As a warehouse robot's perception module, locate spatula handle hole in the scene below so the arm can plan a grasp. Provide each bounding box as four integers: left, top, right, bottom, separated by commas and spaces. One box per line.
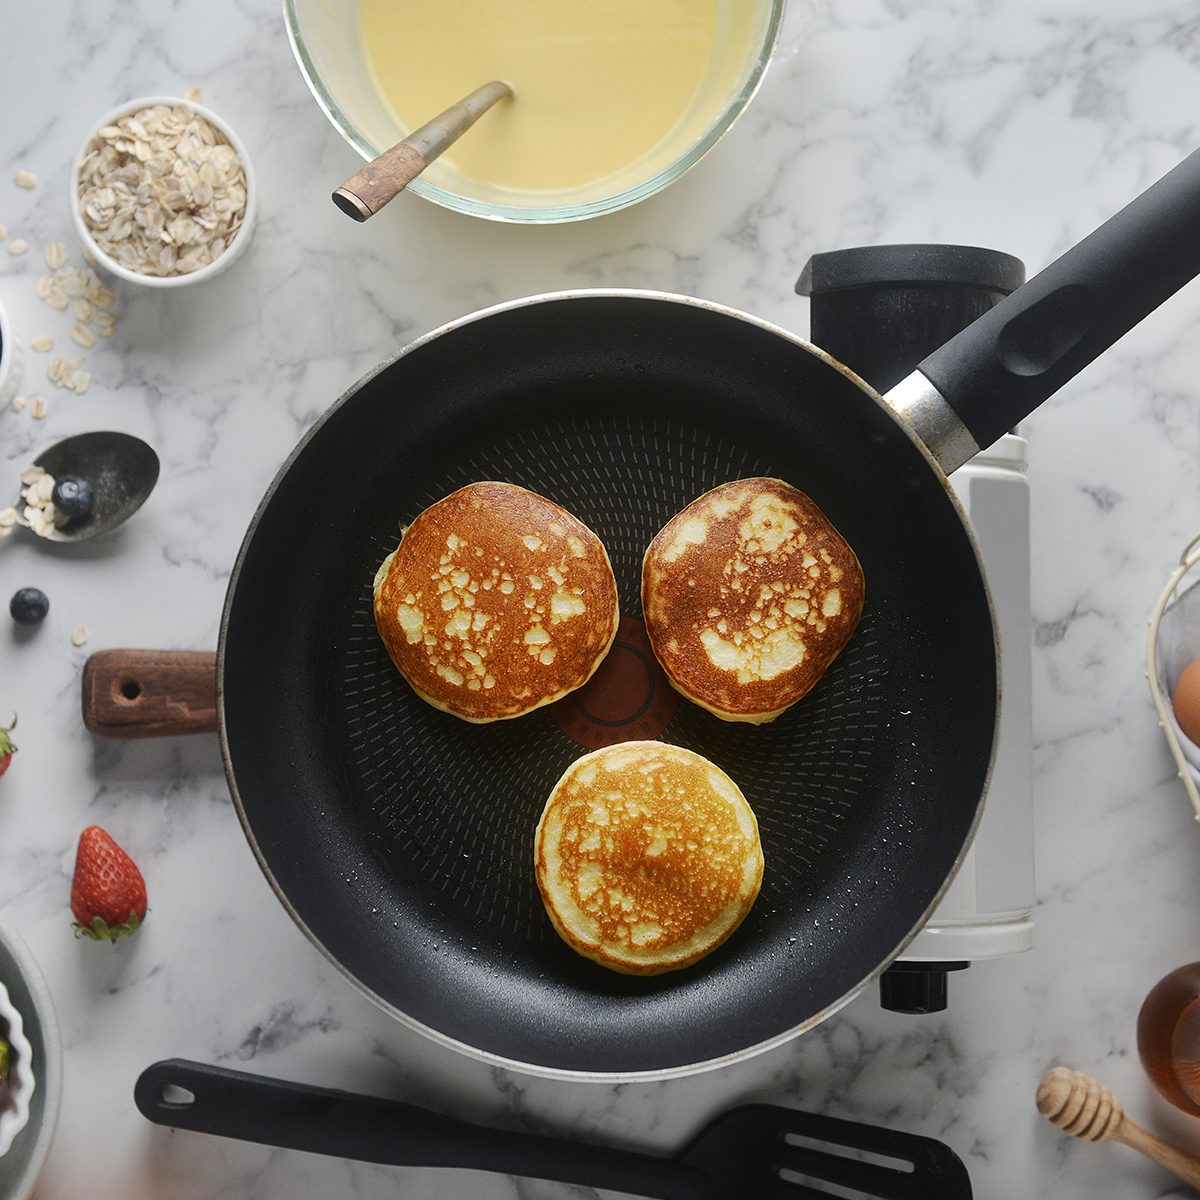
158, 1082, 196, 1109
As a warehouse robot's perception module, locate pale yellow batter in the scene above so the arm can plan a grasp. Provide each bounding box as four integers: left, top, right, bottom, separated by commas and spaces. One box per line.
360, 0, 762, 196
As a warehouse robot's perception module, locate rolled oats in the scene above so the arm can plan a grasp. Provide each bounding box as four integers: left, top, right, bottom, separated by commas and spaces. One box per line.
10, 396, 27, 414
71, 324, 96, 348
17, 465, 65, 537
30, 397, 47, 420
7, 239, 28, 256
13, 170, 37, 190
47, 356, 84, 391
77, 103, 247, 277
30, 336, 53, 353
71, 626, 89, 647
43, 241, 68, 270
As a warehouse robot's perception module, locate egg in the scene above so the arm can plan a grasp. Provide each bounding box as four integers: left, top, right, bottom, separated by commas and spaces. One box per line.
1172, 657, 1200, 746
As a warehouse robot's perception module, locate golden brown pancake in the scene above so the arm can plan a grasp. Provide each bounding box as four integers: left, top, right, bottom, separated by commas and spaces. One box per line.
534, 741, 764, 975
373, 482, 619, 722
642, 477, 864, 723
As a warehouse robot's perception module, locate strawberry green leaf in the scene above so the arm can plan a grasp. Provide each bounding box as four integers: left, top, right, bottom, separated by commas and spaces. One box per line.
74, 911, 143, 941
0, 714, 16, 758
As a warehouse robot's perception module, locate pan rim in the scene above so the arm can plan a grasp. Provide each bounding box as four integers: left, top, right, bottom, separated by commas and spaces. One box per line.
216, 288, 1001, 1081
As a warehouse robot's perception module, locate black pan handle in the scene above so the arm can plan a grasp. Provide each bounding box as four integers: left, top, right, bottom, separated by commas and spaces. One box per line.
903, 146, 1200, 463
135, 1059, 702, 1200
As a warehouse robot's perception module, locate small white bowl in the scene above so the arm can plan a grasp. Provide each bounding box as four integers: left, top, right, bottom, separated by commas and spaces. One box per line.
69, 94, 257, 289
0, 298, 22, 410
0, 979, 34, 1158
0, 913, 62, 1198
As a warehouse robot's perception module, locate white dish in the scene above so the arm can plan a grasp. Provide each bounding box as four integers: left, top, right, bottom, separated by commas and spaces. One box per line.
1147, 532, 1200, 815
0, 979, 33, 1157
68, 94, 256, 289
0, 298, 22, 410
0, 913, 62, 1198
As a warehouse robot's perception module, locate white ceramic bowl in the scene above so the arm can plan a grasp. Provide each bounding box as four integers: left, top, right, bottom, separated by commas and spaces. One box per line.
0, 911, 61, 1200
0, 979, 33, 1157
0, 297, 22, 410
69, 94, 257, 288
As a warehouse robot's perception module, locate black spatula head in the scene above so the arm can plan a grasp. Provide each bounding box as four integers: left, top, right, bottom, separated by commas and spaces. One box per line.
678, 1103, 973, 1199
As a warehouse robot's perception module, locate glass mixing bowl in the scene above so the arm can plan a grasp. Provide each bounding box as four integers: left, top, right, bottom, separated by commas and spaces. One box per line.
284, 0, 786, 223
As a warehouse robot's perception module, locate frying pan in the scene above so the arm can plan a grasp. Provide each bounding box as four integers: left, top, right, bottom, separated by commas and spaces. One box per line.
88, 148, 1200, 1078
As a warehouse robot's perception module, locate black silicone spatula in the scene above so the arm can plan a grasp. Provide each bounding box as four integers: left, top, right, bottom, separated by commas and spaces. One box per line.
136, 1058, 971, 1198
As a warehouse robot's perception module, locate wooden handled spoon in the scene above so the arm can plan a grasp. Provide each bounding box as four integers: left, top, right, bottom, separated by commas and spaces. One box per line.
1036, 1065, 1200, 1188
332, 80, 513, 221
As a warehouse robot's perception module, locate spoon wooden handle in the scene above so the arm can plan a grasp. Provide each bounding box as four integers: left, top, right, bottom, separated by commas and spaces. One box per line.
1037, 1066, 1200, 1188
333, 80, 512, 221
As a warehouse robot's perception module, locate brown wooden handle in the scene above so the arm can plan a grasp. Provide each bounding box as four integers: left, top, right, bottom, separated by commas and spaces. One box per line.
1115, 1121, 1200, 1189
82, 649, 218, 739
332, 80, 512, 221
334, 144, 427, 221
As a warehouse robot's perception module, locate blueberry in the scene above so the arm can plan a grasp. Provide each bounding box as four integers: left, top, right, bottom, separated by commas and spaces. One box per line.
51, 475, 94, 521
10, 588, 49, 626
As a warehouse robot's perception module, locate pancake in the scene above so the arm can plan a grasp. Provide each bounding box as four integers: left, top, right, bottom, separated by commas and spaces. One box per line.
642, 477, 864, 724
373, 482, 619, 722
534, 741, 764, 975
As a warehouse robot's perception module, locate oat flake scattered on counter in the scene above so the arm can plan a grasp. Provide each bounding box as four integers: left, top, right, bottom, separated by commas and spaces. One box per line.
71, 626, 89, 647
30, 397, 47, 420
30, 336, 53, 353
13, 170, 37, 190
9, 396, 26, 413
43, 241, 68, 270
0, 223, 7, 241
77, 102, 247, 277
6, 239, 28, 256
47, 355, 87, 392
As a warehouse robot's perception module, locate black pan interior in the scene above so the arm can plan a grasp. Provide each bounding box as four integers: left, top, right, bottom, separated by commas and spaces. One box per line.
221, 295, 997, 1074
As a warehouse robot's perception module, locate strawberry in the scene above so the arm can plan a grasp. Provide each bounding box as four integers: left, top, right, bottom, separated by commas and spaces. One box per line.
0, 714, 16, 779
70, 825, 147, 941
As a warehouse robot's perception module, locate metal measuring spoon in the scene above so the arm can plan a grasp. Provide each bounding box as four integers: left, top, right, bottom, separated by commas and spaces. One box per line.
7, 431, 159, 544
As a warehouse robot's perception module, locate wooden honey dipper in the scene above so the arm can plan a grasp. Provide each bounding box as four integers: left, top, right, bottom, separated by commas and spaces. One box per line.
1037, 1066, 1200, 1188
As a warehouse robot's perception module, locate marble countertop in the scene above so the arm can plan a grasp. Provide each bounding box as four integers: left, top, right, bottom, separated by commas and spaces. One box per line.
2, 1, 1200, 1197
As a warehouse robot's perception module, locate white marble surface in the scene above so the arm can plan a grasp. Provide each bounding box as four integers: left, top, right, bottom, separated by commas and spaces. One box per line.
1, 1, 1200, 1197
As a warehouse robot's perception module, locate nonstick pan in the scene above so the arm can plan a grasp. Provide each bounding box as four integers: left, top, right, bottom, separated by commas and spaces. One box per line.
88, 148, 1200, 1078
